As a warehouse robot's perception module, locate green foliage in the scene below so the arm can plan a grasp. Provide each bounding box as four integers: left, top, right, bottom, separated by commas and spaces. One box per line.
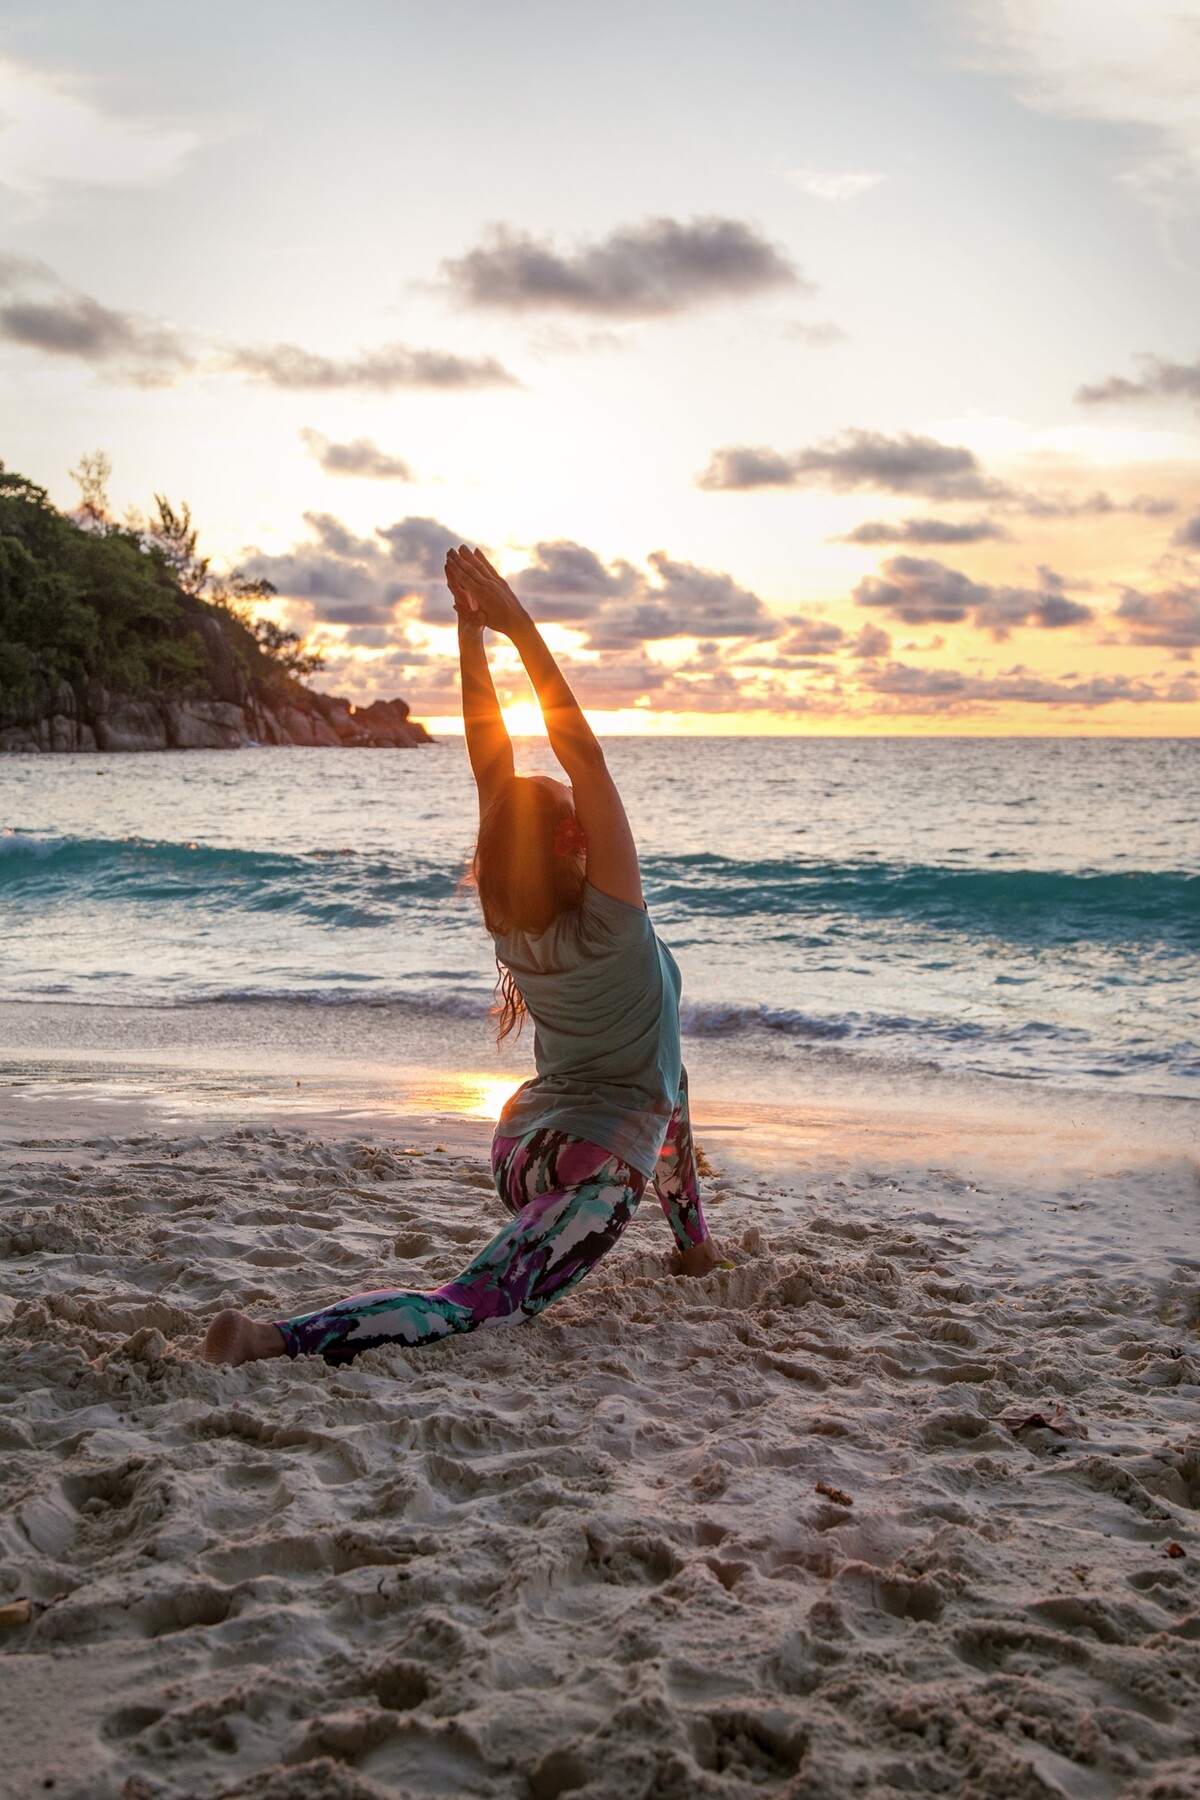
0, 459, 321, 719
145, 631, 211, 687
252, 615, 324, 678
146, 494, 209, 596
0, 463, 186, 704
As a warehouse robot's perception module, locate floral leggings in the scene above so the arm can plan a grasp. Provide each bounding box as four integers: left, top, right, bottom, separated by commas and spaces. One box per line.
273, 1082, 708, 1365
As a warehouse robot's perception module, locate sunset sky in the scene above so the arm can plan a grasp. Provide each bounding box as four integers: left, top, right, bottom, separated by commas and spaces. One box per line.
2, 0, 1199, 733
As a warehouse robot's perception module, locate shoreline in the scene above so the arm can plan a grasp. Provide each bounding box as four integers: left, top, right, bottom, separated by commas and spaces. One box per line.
3, 994, 1196, 1165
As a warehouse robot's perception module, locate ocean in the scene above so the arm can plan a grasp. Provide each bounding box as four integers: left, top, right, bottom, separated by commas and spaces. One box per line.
1, 736, 1197, 1105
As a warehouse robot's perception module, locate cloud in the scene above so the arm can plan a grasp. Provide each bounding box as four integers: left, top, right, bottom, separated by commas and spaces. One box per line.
698, 431, 1000, 499
510, 540, 640, 624
244, 511, 1195, 719
861, 661, 1170, 709
0, 55, 199, 196
1114, 584, 1200, 650
0, 254, 191, 383
324, 653, 461, 713
696, 446, 799, 490
1014, 487, 1177, 517
375, 516, 477, 620
785, 167, 886, 202
508, 541, 781, 651
1, 294, 179, 362
699, 428, 1176, 518
635, 554, 779, 640
582, 554, 780, 652
387, 643, 1194, 719
543, 653, 676, 712
785, 319, 847, 346
242, 516, 1192, 720
840, 517, 1007, 545
552, 650, 831, 717
380, 517, 470, 576
0, 255, 512, 394
304, 614, 746, 717
1172, 513, 1200, 550
241, 510, 466, 627
1118, 494, 1177, 516
549, 654, 820, 716
855, 555, 1094, 638
777, 616, 845, 657
506, 540, 779, 650
301, 514, 382, 563
523, 323, 631, 357
443, 215, 805, 318
1077, 355, 1200, 409
850, 623, 892, 659
0, 253, 43, 285
299, 430, 413, 480
245, 517, 783, 660
225, 341, 517, 391
943, 2, 1200, 203
855, 558, 988, 626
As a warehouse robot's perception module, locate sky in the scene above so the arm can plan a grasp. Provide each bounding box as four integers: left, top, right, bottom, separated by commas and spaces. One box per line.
2, 0, 1199, 734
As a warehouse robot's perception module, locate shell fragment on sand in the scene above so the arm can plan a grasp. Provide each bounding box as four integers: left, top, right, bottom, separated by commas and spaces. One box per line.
1000, 1404, 1088, 1439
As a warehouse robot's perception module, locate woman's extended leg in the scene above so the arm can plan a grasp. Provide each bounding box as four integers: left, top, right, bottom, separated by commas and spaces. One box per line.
204, 1132, 644, 1367
654, 1073, 720, 1275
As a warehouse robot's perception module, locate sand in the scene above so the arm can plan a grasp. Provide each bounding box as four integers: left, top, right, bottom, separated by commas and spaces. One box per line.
1, 1073, 1199, 1800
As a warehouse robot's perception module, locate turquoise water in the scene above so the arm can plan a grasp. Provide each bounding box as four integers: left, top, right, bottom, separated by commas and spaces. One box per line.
1, 737, 1197, 1097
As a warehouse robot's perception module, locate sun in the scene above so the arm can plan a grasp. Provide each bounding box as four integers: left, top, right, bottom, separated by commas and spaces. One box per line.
500, 702, 547, 736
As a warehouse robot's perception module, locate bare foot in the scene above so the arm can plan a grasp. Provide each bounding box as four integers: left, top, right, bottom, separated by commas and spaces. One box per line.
678, 1237, 724, 1278
203, 1309, 287, 1367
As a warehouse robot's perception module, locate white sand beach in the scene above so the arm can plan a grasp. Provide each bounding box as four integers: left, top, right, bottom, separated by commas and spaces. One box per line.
2, 1041, 1199, 1800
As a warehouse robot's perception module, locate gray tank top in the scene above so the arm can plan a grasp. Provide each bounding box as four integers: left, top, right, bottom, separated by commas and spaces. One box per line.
493, 880, 683, 1179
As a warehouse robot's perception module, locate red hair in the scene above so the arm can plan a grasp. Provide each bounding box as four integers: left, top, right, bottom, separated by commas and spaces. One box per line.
468, 775, 586, 1043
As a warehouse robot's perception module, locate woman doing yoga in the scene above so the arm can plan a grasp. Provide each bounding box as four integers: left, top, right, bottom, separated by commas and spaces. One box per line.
204, 545, 720, 1369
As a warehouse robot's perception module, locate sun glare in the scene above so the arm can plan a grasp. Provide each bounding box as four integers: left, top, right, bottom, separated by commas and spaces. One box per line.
500, 702, 547, 736
457, 1075, 527, 1120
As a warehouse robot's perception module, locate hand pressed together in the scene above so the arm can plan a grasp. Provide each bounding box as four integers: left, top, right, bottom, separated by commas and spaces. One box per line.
444, 545, 528, 640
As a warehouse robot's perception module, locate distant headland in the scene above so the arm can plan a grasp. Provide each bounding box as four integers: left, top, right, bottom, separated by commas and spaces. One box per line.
0, 461, 429, 753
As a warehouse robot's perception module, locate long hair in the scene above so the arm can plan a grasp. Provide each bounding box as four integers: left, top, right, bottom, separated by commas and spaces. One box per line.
468, 775, 586, 1043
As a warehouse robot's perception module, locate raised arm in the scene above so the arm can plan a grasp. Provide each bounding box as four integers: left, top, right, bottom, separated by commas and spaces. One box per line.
445, 547, 643, 908
447, 556, 514, 814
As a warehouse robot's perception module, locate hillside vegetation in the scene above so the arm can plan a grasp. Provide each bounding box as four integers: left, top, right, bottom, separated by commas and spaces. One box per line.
0, 461, 427, 751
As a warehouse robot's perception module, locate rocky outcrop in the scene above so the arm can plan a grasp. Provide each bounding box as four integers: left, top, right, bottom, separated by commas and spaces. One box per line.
0, 674, 430, 753
96, 697, 170, 752
163, 699, 251, 750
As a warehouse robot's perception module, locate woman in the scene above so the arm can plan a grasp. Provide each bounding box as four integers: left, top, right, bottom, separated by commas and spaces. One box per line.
204, 546, 719, 1369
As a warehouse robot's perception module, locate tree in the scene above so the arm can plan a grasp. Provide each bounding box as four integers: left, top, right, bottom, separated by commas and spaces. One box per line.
1, 464, 326, 709
69, 450, 113, 527
1, 463, 187, 706
202, 568, 321, 676
251, 616, 325, 678
146, 494, 210, 596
